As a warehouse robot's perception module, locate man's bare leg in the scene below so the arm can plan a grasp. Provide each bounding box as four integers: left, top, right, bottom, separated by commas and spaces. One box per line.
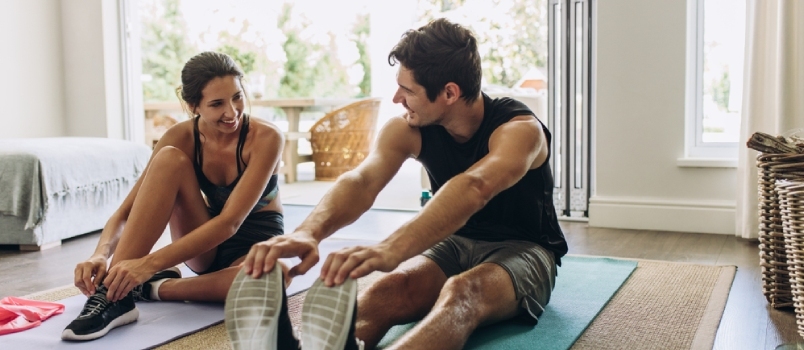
385, 263, 520, 350
355, 256, 447, 348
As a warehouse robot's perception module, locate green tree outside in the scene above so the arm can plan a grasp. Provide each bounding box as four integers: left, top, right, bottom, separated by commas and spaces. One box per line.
140, 0, 197, 102
711, 70, 731, 112
351, 13, 372, 97
277, 3, 316, 98
418, 0, 548, 87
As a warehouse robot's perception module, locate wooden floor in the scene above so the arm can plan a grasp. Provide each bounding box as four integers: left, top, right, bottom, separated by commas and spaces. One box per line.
0, 217, 800, 350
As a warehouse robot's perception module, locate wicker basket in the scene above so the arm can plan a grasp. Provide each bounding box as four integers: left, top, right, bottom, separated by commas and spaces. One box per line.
758, 153, 804, 308
309, 98, 381, 181
778, 180, 804, 338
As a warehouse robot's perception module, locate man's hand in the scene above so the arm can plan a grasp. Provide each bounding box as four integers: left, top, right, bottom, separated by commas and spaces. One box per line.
74, 255, 109, 297
243, 233, 320, 279
320, 243, 402, 287
103, 257, 158, 302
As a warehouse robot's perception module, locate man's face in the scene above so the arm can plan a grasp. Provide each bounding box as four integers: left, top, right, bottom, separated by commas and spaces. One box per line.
392, 66, 443, 127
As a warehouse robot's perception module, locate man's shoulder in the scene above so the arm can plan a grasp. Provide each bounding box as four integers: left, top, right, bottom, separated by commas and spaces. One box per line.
383, 114, 422, 137
487, 96, 533, 118
376, 114, 422, 157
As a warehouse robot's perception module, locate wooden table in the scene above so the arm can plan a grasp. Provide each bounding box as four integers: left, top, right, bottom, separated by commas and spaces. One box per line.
252, 98, 354, 183
144, 98, 353, 183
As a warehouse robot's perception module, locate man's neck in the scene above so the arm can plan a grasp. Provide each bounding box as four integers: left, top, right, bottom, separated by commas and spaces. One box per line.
440, 95, 485, 143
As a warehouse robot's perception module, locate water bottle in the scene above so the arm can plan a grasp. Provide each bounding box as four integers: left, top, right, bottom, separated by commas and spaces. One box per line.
420, 189, 431, 207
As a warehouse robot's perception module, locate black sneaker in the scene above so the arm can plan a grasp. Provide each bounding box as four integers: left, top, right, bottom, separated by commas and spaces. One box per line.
225, 267, 300, 350
131, 266, 182, 302
61, 285, 139, 341
301, 278, 363, 350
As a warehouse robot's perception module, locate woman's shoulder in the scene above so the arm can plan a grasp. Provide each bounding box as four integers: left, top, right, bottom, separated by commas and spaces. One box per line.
247, 116, 283, 140
159, 119, 195, 147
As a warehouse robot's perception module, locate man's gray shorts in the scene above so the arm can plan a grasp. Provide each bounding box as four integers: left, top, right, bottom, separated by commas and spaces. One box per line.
422, 235, 557, 323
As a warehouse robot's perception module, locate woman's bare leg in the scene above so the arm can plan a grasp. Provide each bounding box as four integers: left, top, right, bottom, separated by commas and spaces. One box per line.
110, 146, 212, 268
157, 265, 240, 302
109, 147, 283, 303
156, 258, 290, 302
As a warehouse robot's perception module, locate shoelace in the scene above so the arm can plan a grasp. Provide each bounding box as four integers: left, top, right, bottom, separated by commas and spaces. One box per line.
79, 288, 110, 318
130, 284, 146, 302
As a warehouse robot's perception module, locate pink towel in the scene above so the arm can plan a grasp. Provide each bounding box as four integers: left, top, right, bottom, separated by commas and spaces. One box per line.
0, 297, 65, 335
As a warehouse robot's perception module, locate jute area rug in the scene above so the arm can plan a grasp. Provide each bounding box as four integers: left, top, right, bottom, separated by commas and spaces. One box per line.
27, 258, 735, 350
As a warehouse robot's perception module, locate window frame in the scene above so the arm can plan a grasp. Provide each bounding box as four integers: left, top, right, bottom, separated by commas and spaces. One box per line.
683, 0, 739, 161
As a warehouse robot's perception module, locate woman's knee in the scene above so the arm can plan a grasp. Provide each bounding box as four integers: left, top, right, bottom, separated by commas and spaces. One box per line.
151, 146, 193, 173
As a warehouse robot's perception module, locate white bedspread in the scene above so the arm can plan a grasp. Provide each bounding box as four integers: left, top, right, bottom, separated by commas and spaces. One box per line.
0, 137, 151, 230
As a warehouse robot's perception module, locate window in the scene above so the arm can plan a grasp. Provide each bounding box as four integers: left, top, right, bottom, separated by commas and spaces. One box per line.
684, 0, 746, 160
136, 0, 372, 146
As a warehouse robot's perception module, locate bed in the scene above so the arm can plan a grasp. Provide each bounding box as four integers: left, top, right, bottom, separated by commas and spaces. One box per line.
0, 137, 151, 250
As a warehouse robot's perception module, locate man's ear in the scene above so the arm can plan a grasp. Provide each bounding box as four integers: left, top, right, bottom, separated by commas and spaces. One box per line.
443, 82, 462, 105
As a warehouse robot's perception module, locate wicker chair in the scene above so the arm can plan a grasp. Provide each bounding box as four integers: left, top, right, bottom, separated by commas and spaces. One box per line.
308, 98, 381, 181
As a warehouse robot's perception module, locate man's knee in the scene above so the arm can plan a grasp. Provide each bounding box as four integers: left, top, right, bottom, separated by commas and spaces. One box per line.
438, 276, 484, 319
362, 271, 416, 303
437, 271, 516, 324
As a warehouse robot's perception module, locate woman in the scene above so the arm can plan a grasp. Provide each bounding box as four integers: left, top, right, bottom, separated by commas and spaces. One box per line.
62, 52, 286, 341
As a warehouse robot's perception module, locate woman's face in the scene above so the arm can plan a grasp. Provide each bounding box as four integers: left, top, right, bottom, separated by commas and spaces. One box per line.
192, 75, 245, 134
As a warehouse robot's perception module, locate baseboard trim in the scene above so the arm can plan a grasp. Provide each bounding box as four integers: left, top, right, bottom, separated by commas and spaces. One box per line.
588, 196, 736, 235
18, 240, 62, 251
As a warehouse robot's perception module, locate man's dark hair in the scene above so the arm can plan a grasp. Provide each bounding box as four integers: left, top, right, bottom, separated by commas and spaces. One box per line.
388, 18, 482, 103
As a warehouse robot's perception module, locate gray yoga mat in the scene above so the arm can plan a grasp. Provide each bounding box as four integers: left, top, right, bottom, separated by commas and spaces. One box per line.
0, 238, 375, 350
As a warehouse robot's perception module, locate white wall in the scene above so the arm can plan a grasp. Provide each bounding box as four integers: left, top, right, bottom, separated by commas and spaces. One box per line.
589, 0, 737, 234
0, 0, 66, 138
61, 0, 126, 139
0, 0, 127, 140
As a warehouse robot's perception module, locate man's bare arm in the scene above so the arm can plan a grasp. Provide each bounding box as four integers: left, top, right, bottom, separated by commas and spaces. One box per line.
243, 116, 419, 278
296, 116, 418, 241
322, 116, 548, 284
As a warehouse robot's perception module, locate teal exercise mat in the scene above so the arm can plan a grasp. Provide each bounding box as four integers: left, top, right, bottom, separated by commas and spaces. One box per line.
378, 255, 638, 350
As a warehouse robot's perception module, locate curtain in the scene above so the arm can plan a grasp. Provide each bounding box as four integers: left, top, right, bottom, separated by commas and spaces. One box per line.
735, 0, 804, 238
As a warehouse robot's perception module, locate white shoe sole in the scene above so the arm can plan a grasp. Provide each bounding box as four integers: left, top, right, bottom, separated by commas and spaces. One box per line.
60, 307, 139, 341
225, 268, 284, 350
301, 278, 358, 350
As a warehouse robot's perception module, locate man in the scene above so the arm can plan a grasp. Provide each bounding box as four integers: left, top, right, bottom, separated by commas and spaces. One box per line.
226, 18, 568, 350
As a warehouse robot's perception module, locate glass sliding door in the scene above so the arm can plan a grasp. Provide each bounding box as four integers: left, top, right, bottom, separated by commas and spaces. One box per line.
550, 0, 592, 219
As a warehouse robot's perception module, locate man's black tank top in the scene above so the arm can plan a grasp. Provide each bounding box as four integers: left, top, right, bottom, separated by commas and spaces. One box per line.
417, 93, 568, 263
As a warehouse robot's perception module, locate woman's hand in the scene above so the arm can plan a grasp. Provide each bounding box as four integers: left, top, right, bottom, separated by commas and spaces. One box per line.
74, 255, 108, 296
103, 258, 158, 302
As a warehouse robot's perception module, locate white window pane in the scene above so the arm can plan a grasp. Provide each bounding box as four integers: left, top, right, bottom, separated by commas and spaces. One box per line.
701, 0, 745, 143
